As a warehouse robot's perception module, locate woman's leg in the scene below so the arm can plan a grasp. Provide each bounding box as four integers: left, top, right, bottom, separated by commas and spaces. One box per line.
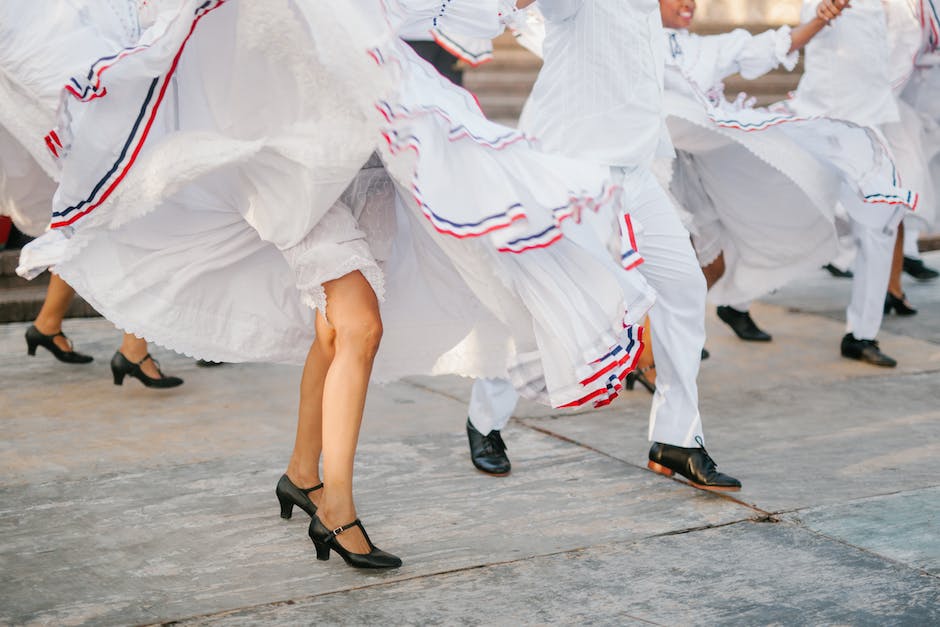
887, 222, 905, 299
310, 270, 383, 554
283, 309, 336, 502
701, 252, 725, 290
33, 273, 76, 351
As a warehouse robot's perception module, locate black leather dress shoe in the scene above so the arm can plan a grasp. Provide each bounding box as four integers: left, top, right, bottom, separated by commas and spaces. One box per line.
903, 256, 939, 281
467, 419, 511, 476
648, 437, 741, 491
823, 263, 854, 279
716, 306, 772, 342
840, 333, 897, 368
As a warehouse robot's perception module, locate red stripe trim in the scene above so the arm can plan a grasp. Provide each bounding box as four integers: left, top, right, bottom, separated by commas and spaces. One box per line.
51, 1, 226, 229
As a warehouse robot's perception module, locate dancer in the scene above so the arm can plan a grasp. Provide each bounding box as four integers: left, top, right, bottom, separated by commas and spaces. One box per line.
787, 0, 936, 345
655, 0, 914, 369
0, 2, 182, 388
465, 0, 745, 491
19, 0, 657, 567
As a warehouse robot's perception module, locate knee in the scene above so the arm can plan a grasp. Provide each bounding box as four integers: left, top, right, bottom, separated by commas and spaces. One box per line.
333, 312, 383, 359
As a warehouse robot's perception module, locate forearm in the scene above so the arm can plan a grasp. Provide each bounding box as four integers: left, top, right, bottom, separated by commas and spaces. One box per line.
788, 17, 828, 53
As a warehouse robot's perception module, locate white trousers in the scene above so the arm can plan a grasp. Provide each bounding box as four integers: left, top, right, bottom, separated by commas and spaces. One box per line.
846, 214, 898, 340
468, 169, 708, 447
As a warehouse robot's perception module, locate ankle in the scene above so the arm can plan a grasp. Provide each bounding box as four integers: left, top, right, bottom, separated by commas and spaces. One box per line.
285, 465, 321, 489
33, 317, 61, 335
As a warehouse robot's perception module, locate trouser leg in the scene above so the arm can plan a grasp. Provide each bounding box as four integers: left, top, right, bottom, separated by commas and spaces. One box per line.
468, 378, 518, 434
847, 217, 896, 340
626, 171, 708, 447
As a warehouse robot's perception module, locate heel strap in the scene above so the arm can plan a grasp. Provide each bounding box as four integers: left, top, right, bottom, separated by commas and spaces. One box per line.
329, 519, 362, 538
135, 352, 153, 366
302, 483, 324, 494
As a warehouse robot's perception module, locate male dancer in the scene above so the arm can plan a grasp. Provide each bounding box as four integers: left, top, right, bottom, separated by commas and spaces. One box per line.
466, 0, 741, 492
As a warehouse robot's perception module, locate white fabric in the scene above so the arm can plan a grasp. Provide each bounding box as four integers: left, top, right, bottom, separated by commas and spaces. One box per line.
519, 0, 670, 167
663, 27, 797, 99
789, 0, 900, 127
845, 205, 902, 340
468, 378, 517, 434
471, 169, 706, 447
904, 225, 922, 258
18, 0, 658, 409
660, 27, 915, 306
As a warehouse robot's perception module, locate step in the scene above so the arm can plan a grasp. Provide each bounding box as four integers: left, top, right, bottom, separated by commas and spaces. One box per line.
0, 249, 47, 289
0, 284, 99, 324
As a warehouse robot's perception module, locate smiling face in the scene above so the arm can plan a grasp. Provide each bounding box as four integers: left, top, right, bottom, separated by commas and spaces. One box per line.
659, 0, 696, 29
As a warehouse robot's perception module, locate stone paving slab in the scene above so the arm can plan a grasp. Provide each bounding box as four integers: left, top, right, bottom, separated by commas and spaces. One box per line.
762, 250, 940, 345
176, 521, 940, 626
524, 370, 940, 513
0, 428, 750, 625
788, 487, 940, 576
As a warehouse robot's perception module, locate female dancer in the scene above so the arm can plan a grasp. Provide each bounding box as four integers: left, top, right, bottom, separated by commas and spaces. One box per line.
19, 0, 656, 567
0, 1, 182, 387
655, 0, 916, 369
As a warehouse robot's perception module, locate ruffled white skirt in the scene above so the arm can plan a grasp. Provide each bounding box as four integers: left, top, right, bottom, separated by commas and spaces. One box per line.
664, 90, 917, 305
19, 0, 655, 409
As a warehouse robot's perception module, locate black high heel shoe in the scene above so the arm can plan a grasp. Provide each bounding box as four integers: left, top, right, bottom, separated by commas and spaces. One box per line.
308, 514, 402, 569
276, 474, 323, 519
25, 325, 93, 364
624, 365, 656, 394
110, 351, 183, 388
884, 291, 917, 316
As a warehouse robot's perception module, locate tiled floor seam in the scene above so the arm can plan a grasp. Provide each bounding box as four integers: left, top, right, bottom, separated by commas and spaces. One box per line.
152, 519, 766, 626
793, 523, 940, 581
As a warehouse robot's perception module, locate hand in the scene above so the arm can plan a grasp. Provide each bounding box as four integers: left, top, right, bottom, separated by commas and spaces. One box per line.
816, 0, 850, 23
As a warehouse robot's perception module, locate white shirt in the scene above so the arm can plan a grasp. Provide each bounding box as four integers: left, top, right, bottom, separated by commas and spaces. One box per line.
789, 0, 899, 127
520, 0, 669, 167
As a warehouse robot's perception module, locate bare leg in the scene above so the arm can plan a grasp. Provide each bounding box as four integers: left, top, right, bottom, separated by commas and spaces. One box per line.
283, 311, 335, 504
33, 274, 76, 352
887, 222, 905, 299
119, 333, 169, 380
308, 271, 382, 554
701, 252, 725, 291
636, 315, 656, 385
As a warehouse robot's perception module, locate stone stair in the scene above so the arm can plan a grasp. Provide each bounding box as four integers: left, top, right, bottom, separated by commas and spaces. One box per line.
466, 26, 802, 124
0, 249, 98, 323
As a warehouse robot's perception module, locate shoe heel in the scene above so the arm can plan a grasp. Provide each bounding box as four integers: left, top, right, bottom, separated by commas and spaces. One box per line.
277, 493, 294, 520
112, 370, 125, 386
647, 460, 674, 477
312, 539, 330, 561
26, 340, 37, 356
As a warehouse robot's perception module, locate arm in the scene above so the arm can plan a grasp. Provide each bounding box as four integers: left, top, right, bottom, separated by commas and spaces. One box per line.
788, 0, 850, 53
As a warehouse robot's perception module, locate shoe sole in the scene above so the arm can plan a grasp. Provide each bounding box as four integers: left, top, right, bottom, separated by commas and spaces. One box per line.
473, 466, 511, 477
647, 461, 742, 492
840, 353, 897, 368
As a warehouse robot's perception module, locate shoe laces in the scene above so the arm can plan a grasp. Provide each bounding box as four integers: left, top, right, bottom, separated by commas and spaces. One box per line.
694, 435, 717, 470
481, 430, 507, 456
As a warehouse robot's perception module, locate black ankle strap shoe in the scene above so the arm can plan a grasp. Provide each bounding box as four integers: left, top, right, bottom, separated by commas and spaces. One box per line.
308, 515, 402, 569
275, 474, 322, 519
110, 351, 184, 388
25, 325, 93, 364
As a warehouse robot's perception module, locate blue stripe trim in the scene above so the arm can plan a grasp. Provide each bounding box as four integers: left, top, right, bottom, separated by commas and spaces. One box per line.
53, 76, 160, 219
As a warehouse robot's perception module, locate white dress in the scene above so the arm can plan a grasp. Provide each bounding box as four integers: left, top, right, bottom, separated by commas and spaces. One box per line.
0, 1, 134, 236
788, 0, 936, 235
663, 26, 918, 306
16, 0, 656, 410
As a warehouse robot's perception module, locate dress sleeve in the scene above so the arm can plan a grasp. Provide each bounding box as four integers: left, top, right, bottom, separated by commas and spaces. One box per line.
735, 26, 799, 79
393, 0, 502, 39
536, 0, 584, 22
707, 27, 798, 83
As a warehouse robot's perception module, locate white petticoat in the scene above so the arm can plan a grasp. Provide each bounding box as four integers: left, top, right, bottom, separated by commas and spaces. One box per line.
19, 0, 656, 409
